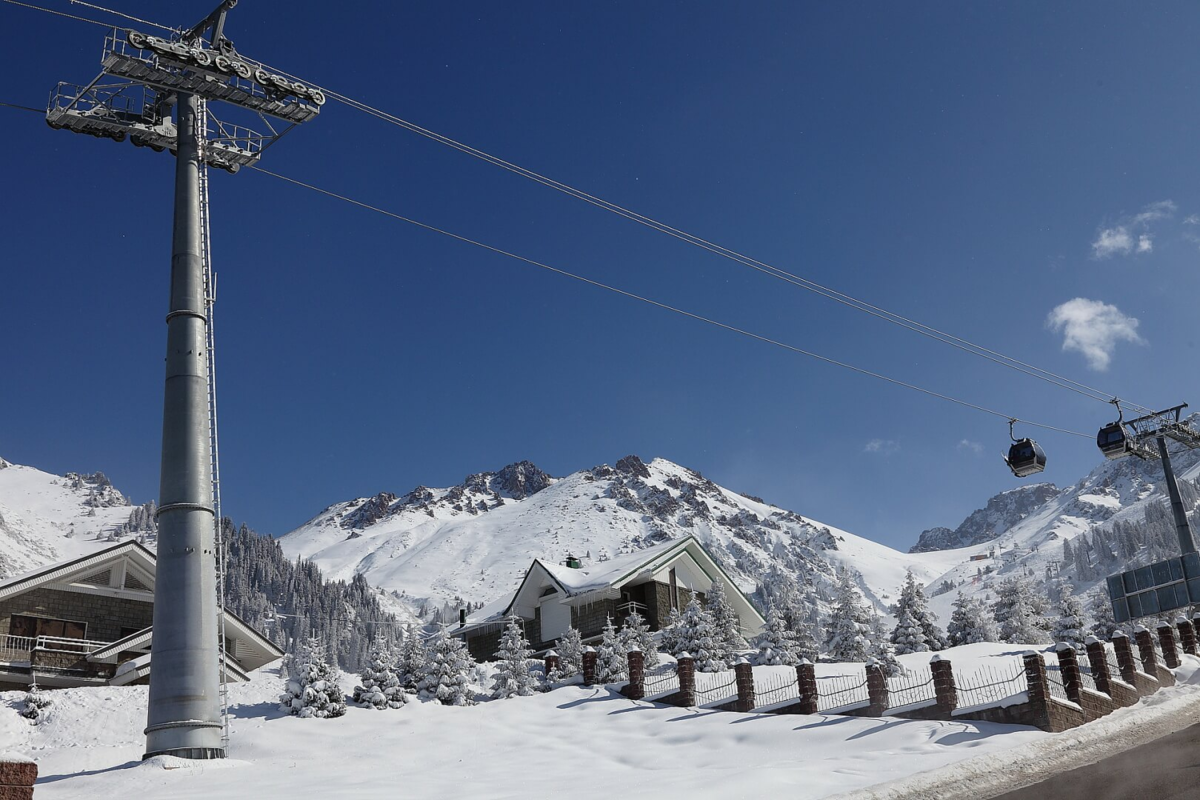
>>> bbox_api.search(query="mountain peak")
[909,482,1061,553]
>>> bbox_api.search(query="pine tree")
[658,606,684,655]
[280,636,347,718]
[1089,589,1121,640]
[825,569,872,662]
[946,593,999,646]
[752,605,799,666]
[594,616,628,683]
[20,682,51,723]
[1052,584,1088,651]
[673,596,727,672]
[992,578,1052,644]
[490,617,540,699]
[394,625,424,691]
[353,637,406,709]
[705,579,748,658]
[890,570,947,652]
[416,625,477,706]
[890,605,928,654]
[619,609,659,669]
[555,626,585,678]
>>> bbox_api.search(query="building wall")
[570,598,619,639]
[0,587,153,644]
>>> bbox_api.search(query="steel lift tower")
[46,1,322,759]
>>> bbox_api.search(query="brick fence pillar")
[624,648,645,700]
[676,653,696,707]
[733,658,755,712]
[0,758,37,800]
[1112,631,1137,685]
[1084,636,1113,697]
[930,654,957,716]
[796,658,818,714]
[865,659,888,717]
[544,650,560,679]
[582,646,597,686]
[1134,626,1159,674]
[1176,617,1198,656]
[1156,624,1181,669]
[1023,651,1050,723]
[1055,644,1083,705]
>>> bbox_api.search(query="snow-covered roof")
[0,540,156,600]
[458,535,765,635]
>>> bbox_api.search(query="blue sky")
[3,2,1200,551]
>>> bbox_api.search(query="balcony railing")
[0,634,109,664]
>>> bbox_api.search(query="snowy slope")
[0,458,147,579]
[279,455,962,617]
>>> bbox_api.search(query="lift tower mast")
[45,1,323,759]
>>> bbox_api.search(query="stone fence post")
[1084,636,1112,697]
[930,654,957,716]
[0,757,37,800]
[544,650,560,680]
[796,658,818,714]
[625,649,645,700]
[676,653,696,707]
[1133,626,1159,674]
[733,658,755,712]
[1176,616,1198,656]
[865,659,888,717]
[1157,624,1181,669]
[1055,643,1083,705]
[581,646,597,686]
[1112,631,1137,685]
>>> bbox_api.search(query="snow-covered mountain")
[278,454,963,618]
[910,483,1063,553]
[0,457,155,579]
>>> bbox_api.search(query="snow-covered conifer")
[1052,585,1088,651]
[658,606,684,655]
[705,579,748,657]
[1089,589,1121,640]
[890,570,946,652]
[672,597,726,672]
[394,625,424,691]
[20,682,51,723]
[825,569,872,662]
[353,637,406,709]
[594,616,628,683]
[752,605,798,666]
[490,617,540,699]
[619,609,659,669]
[890,606,927,655]
[991,578,1052,644]
[415,625,477,706]
[946,593,999,646]
[280,636,347,718]
[868,613,903,676]
[554,626,585,677]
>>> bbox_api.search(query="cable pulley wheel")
[232,62,252,80]
[127,31,148,50]
[253,68,272,86]
[214,55,233,73]
[193,49,214,67]
[308,89,326,106]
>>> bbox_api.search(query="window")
[10,614,87,640]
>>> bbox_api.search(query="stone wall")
[0,587,153,643]
[570,599,619,639]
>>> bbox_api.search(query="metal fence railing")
[1079,668,1098,694]
[954,661,1028,709]
[1044,663,1071,703]
[885,665,936,709]
[694,673,739,707]
[1106,648,1125,682]
[642,668,680,698]
[816,672,870,712]
[754,670,800,708]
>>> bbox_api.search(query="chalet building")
[0,540,283,691]
[456,535,765,661]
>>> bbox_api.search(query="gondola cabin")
[1097,422,1131,460]
[1005,438,1047,477]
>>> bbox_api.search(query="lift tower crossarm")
[184,0,237,50]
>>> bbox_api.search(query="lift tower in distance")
[45,1,323,759]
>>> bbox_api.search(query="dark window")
[10,614,87,640]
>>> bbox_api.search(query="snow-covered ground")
[8,644,1198,800]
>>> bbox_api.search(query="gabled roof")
[0,540,157,601]
[459,535,765,634]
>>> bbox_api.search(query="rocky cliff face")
[910,483,1062,553]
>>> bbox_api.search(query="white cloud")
[958,439,984,455]
[1184,214,1200,226]
[1091,200,1175,259]
[1046,298,1145,371]
[864,439,899,455]
[1092,227,1134,257]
